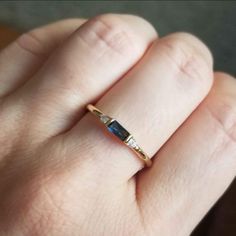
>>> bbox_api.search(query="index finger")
[0,18,86,97]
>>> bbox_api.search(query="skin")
[0,14,235,236]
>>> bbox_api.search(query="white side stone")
[127,137,138,148]
[100,115,110,124]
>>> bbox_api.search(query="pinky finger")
[137,72,236,236]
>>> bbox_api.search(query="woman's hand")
[0,14,235,236]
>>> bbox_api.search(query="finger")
[8,14,157,138]
[0,18,86,97]
[138,72,236,235]
[65,32,213,182]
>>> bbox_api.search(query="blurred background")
[0,1,235,75]
[0,1,235,236]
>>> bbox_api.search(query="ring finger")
[64,32,213,182]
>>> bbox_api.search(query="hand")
[0,14,235,236]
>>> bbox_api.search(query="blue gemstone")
[108,121,130,141]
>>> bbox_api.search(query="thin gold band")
[87,104,152,168]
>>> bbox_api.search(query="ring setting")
[87,104,152,167]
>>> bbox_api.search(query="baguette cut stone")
[108,121,130,141]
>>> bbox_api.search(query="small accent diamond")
[127,137,138,148]
[100,115,110,124]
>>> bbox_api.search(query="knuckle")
[168,32,213,66]
[16,30,47,57]
[78,14,140,56]
[157,32,213,89]
[206,97,236,166]
[209,99,236,143]
[16,18,87,58]
[207,76,236,145]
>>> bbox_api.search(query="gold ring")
[87,104,152,168]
